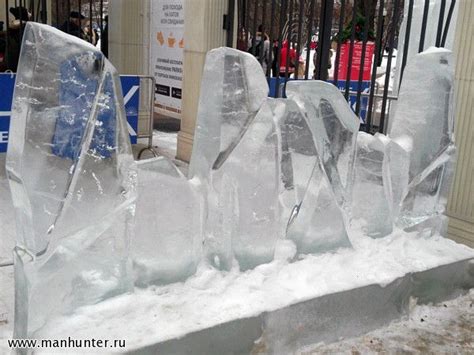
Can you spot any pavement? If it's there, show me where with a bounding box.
[298,290,474,354]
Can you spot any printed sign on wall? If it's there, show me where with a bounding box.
[150,0,185,119]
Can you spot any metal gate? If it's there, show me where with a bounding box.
[230,0,457,133]
[1,0,108,72]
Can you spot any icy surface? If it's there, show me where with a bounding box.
[388,48,455,230]
[5,23,136,338]
[188,47,270,270]
[352,132,393,238]
[31,231,474,351]
[285,80,359,251]
[133,157,201,285]
[188,47,268,180]
[286,81,359,210]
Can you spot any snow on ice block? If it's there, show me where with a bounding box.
[388,48,455,231]
[34,233,474,354]
[133,157,201,286]
[6,22,136,339]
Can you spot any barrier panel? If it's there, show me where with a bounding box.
[0,73,141,153]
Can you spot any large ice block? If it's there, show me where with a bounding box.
[388,48,455,230]
[189,48,270,270]
[209,100,281,270]
[188,47,269,180]
[6,23,136,338]
[278,99,351,253]
[286,81,359,211]
[352,133,392,238]
[133,157,201,286]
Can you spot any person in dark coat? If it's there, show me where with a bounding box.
[60,11,85,38]
[101,15,108,57]
[6,6,31,72]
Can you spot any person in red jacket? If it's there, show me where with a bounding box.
[279,40,297,77]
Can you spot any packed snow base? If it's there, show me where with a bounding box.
[33,231,474,350]
[5,22,460,342]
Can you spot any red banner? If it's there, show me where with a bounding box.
[337,41,375,81]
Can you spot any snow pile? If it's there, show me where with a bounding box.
[31,229,474,350]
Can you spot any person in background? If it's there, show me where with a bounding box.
[60,11,85,38]
[248,25,270,74]
[279,40,297,78]
[83,20,98,46]
[7,6,31,72]
[101,15,109,57]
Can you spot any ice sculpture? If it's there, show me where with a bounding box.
[352,132,392,237]
[6,23,136,338]
[190,48,357,269]
[188,47,269,180]
[286,81,359,210]
[133,157,200,285]
[285,81,358,250]
[189,48,272,270]
[389,48,455,231]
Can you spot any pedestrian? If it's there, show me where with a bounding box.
[248,25,270,74]
[6,6,31,72]
[60,11,85,39]
[101,15,109,57]
[279,40,297,78]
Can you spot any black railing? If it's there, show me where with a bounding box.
[1,0,107,72]
[232,0,457,133]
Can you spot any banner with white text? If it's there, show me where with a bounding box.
[150,0,184,119]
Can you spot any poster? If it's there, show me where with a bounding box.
[150,0,185,119]
[337,42,375,81]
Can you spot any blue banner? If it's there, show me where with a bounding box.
[0,73,140,153]
[267,77,370,124]
[336,80,371,124]
[0,73,15,153]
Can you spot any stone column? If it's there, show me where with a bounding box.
[177,0,230,162]
[447,0,474,247]
[108,0,150,75]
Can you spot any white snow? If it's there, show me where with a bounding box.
[30,229,474,351]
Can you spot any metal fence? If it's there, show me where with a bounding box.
[231,0,457,133]
[1,0,108,72]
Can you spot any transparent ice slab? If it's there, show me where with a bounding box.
[209,100,281,270]
[352,132,393,238]
[286,80,359,211]
[6,23,136,338]
[388,48,455,230]
[188,47,269,181]
[188,48,270,270]
[133,157,201,286]
[279,99,351,253]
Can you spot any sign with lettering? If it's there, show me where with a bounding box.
[0,74,140,153]
[150,0,185,119]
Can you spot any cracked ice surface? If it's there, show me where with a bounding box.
[388,48,455,231]
[6,23,136,338]
[286,81,358,252]
[190,48,356,268]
